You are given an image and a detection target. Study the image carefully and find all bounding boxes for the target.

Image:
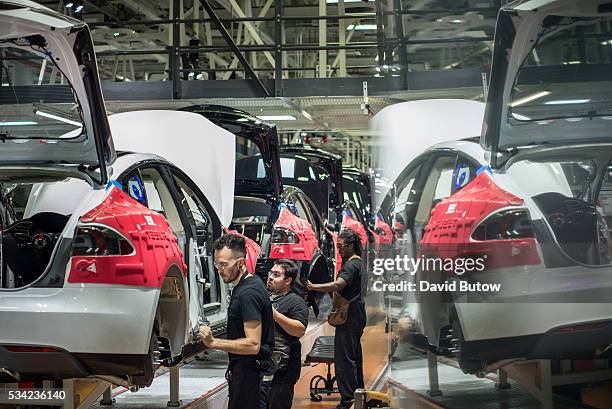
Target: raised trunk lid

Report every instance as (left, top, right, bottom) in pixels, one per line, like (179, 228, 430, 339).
(0, 1, 115, 183)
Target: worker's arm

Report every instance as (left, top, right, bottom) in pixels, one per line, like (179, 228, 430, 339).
(273, 308, 306, 338)
(306, 277, 347, 293)
(199, 320, 261, 355)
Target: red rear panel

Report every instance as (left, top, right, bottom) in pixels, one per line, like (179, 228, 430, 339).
(420, 172, 540, 270)
(269, 207, 319, 261)
(342, 213, 368, 248)
(69, 186, 187, 287)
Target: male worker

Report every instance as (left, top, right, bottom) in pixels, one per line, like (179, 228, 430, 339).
(199, 234, 274, 409)
(260, 259, 309, 409)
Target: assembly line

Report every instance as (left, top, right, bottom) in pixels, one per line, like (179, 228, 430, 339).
(1, 0, 612, 408)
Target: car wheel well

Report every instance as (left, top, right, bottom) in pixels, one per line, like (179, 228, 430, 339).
(157, 265, 188, 360)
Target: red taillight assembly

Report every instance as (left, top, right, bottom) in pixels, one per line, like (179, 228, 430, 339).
(5, 346, 62, 353)
(556, 322, 609, 333)
(72, 224, 134, 256)
(271, 227, 300, 244)
(472, 209, 535, 241)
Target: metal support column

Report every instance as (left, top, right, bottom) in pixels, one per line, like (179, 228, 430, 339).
(167, 366, 182, 407)
(338, 0, 347, 77)
(374, 0, 386, 70)
(426, 351, 442, 397)
(100, 385, 115, 405)
(171, 0, 181, 99)
(393, 0, 408, 90)
(538, 360, 553, 409)
(274, 0, 282, 96)
(496, 368, 511, 390)
(318, 0, 327, 78)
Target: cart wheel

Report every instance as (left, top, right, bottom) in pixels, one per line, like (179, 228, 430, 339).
(310, 393, 323, 402)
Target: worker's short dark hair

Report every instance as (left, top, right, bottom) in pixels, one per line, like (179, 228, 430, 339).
(213, 234, 246, 258)
(273, 259, 299, 284)
(339, 228, 362, 257)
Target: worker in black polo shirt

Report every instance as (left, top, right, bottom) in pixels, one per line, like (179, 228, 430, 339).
(306, 228, 366, 409)
(198, 234, 274, 409)
(259, 259, 309, 409)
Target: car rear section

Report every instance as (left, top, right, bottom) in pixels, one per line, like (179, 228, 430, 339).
(0, 2, 182, 385)
(0, 180, 187, 384)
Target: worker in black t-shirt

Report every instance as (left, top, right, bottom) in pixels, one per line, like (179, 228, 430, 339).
(198, 234, 274, 409)
(307, 229, 366, 409)
(259, 259, 309, 409)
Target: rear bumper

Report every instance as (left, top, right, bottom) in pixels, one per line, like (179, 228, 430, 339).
(0, 346, 150, 381)
(0, 286, 158, 355)
(462, 319, 612, 364)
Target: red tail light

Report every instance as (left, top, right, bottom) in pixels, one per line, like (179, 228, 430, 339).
(72, 224, 134, 256)
(556, 322, 609, 333)
(5, 346, 62, 353)
(472, 209, 535, 241)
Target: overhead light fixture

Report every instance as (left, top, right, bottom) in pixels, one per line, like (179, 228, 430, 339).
(257, 115, 296, 121)
(509, 90, 551, 107)
(545, 99, 590, 105)
(63, 0, 74, 8)
(450, 19, 465, 23)
(327, 0, 373, 3)
(346, 24, 377, 30)
(35, 110, 82, 126)
(196, 73, 203, 80)
(74, 0, 83, 13)
(113, 32, 121, 37)
(563, 60, 581, 65)
(0, 121, 37, 126)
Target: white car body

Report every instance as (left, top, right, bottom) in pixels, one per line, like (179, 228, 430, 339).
(386, 0, 612, 373)
(0, 1, 238, 387)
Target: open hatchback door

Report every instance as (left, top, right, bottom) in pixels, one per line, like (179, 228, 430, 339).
(0, 0, 115, 183)
(482, 0, 612, 168)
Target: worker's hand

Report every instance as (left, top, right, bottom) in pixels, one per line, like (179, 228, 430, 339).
(198, 325, 215, 348)
(306, 280, 316, 291)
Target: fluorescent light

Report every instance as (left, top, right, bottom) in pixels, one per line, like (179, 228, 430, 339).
(196, 73, 203, 80)
(563, 60, 581, 65)
(257, 115, 296, 121)
(74, 4, 83, 12)
(346, 24, 377, 30)
(450, 19, 465, 23)
(35, 110, 82, 126)
(509, 90, 550, 107)
(545, 99, 590, 105)
(0, 121, 37, 126)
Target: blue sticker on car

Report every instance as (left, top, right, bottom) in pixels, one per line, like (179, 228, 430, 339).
(127, 175, 146, 204)
(454, 164, 470, 190)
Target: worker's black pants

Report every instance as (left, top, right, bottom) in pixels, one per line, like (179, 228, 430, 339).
(334, 302, 366, 406)
(227, 359, 263, 409)
(260, 379, 295, 409)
